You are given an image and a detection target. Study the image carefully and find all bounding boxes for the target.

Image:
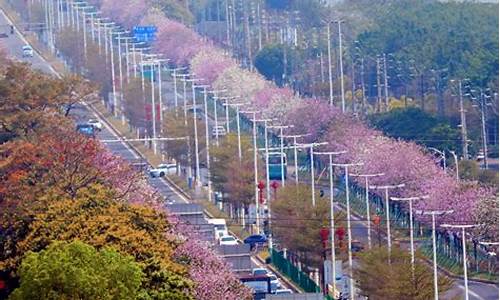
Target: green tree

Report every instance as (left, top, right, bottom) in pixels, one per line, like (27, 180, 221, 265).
(355, 247, 453, 300)
(369, 108, 462, 155)
(211, 133, 254, 220)
(163, 108, 206, 169)
(10, 241, 145, 300)
(254, 44, 297, 86)
(272, 184, 344, 267)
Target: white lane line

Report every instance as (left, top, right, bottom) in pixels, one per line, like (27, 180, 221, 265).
(456, 285, 486, 300)
(0, 7, 59, 78)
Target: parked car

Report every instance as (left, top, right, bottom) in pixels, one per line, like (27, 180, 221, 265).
(22, 45, 33, 57)
(149, 163, 177, 178)
(219, 235, 238, 246)
(87, 119, 103, 131)
(244, 234, 267, 248)
(211, 125, 226, 137)
(251, 268, 268, 277)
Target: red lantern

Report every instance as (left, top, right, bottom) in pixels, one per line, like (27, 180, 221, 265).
(257, 181, 266, 204)
(270, 181, 279, 201)
(335, 227, 345, 241)
(372, 215, 381, 226)
(320, 227, 330, 248)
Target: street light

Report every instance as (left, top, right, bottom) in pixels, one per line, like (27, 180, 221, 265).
(207, 89, 227, 146)
(350, 172, 385, 249)
(296, 142, 328, 206)
(240, 110, 262, 234)
(369, 183, 405, 256)
(390, 195, 430, 271)
(441, 224, 480, 300)
(416, 209, 453, 300)
(268, 124, 294, 185)
(314, 150, 348, 295)
(331, 161, 364, 300)
(281, 134, 310, 184)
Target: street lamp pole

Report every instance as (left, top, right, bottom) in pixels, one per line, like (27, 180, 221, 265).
(281, 134, 310, 185)
(331, 161, 363, 300)
(336, 20, 345, 113)
(441, 224, 479, 300)
(390, 195, 430, 271)
(208, 89, 227, 146)
(241, 110, 261, 234)
(369, 183, 405, 256)
(199, 86, 213, 202)
(224, 102, 247, 160)
(327, 21, 333, 106)
(268, 125, 294, 186)
(296, 142, 328, 206)
(416, 209, 454, 300)
(314, 151, 348, 295)
(350, 172, 385, 249)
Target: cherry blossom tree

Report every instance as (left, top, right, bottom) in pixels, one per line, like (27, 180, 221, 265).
(190, 47, 236, 85)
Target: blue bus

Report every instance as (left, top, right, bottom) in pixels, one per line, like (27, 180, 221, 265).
(267, 152, 287, 181)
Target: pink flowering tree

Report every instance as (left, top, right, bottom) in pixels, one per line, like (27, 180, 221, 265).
(175, 237, 252, 300)
(213, 66, 268, 100)
(100, 0, 148, 28)
(152, 16, 206, 66)
(190, 47, 236, 86)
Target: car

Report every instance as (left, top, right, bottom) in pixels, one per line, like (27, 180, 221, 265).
(269, 274, 281, 293)
(149, 163, 177, 178)
(22, 45, 33, 57)
(87, 119, 103, 131)
(244, 234, 267, 248)
(476, 151, 485, 161)
(76, 123, 96, 138)
(251, 268, 268, 277)
(352, 240, 364, 253)
(274, 289, 293, 295)
(219, 235, 238, 246)
(0, 32, 8, 38)
(211, 125, 226, 137)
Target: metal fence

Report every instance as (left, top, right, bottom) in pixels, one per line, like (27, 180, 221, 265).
(270, 248, 321, 294)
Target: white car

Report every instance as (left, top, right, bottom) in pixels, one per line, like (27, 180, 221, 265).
(149, 163, 177, 178)
(22, 45, 33, 57)
(211, 125, 226, 137)
(219, 235, 238, 246)
(87, 119, 103, 131)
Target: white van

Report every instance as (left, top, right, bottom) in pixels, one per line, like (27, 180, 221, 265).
(208, 218, 228, 240)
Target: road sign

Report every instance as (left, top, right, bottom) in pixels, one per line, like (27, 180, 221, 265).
(133, 26, 157, 42)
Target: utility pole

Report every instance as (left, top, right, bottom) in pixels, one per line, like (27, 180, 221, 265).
(351, 59, 356, 113)
(383, 53, 389, 111)
(336, 20, 345, 113)
(376, 57, 382, 112)
(327, 21, 334, 106)
(331, 162, 364, 300)
(457, 80, 469, 159)
(360, 58, 367, 115)
(479, 89, 489, 169)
